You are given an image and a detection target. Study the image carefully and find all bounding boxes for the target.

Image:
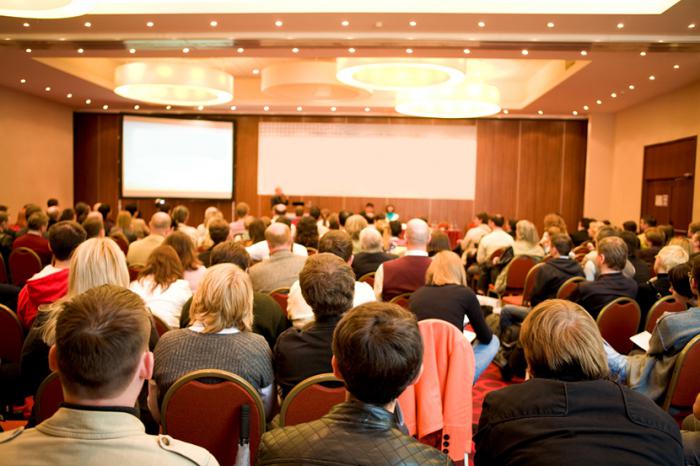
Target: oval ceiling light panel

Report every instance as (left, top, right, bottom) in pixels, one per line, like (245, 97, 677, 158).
(261, 61, 370, 101)
(336, 58, 465, 92)
(114, 62, 233, 106)
(395, 82, 501, 119)
(0, 0, 94, 18)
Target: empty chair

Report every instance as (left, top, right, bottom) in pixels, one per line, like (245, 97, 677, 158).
(9, 247, 42, 287)
(556, 276, 585, 300)
(279, 373, 346, 427)
(597, 297, 641, 354)
(645, 296, 687, 333)
(661, 334, 700, 418)
(34, 372, 63, 424)
(161, 369, 266, 466)
(502, 262, 546, 307)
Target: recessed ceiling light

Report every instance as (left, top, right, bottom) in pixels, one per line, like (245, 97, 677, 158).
(84, 21, 91, 28)
(409, 20, 417, 27)
(182, 47, 190, 54)
(230, 105, 237, 110)
(66, 93, 72, 98)
(263, 105, 270, 111)
(521, 49, 529, 55)
(348, 47, 356, 53)
(503, 109, 509, 114)
(405, 48, 413, 54)
(134, 104, 140, 109)
(252, 68, 260, 75)
(673, 64, 680, 69)
(537, 110, 543, 115)
(580, 50, 588, 56)
(129, 48, 136, 54)
(330, 106, 337, 112)
(572, 110, 578, 115)
(146, 21, 154, 27)
(85, 99, 91, 104)
(25, 48, 31, 53)
(364, 107, 371, 112)
(296, 106, 303, 111)
(596, 99, 602, 104)
(689, 23, 696, 29)
(166, 105, 172, 110)
(640, 51, 647, 56)
(628, 84, 635, 90)
(22, 22, 29, 28)
(616, 22, 624, 29)
(583, 105, 589, 111)
(77, 48, 84, 54)
(291, 47, 300, 53)
(341, 20, 350, 27)
(463, 48, 471, 54)
(546, 22, 555, 28)
(237, 47, 244, 53)
(197, 105, 204, 111)
(477, 21, 486, 28)
(274, 20, 283, 27)
(649, 75, 656, 80)
(20, 78, 26, 84)
(657, 39, 664, 43)
(102, 104, 109, 110)
(44, 86, 51, 91)
(611, 92, 617, 98)
(210, 20, 218, 27)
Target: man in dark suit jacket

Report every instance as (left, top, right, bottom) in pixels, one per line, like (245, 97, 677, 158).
(530, 234, 585, 307)
(570, 236, 638, 320)
(352, 227, 397, 278)
(12, 211, 52, 266)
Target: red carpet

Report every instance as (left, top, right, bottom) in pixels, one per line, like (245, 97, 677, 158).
(472, 363, 523, 427)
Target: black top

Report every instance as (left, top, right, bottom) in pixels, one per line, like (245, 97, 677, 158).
(570, 230, 591, 247)
(274, 315, 340, 398)
(409, 284, 492, 343)
(352, 251, 398, 279)
(529, 257, 584, 307)
(569, 272, 638, 320)
(636, 274, 671, 331)
(630, 255, 652, 285)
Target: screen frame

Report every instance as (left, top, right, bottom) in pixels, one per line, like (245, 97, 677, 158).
(119, 113, 236, 201)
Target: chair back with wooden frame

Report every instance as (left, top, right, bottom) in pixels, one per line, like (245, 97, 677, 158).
(0, 303, 23, 365)
(128, 266, 143, 282)
(556, 276, 585, 300)
(35, 371, 64, 423)
(9, 247, 42, 287)
(279, 373, 346, 427)
(161, 369, 266, 466)
(596, 297, 641, 354)
(151, 313, 171, 337)
(358, 272, 375, 288)
(645, 296, 686, 333)
(389, 292, 412, 309)
(661, 334, 700, 415)
(502, 262, 546, 307)
(269, 287, 291, 317)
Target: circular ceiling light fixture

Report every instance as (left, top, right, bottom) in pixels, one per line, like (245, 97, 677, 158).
(262, 61, 370, 101)
(0, 0, 94, 18)
(114, 62, 233, 106)
(395, 81, 501, 119)
(336, 58, 465, 92)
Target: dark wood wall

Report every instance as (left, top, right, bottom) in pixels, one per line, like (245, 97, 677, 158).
(73, 113, 587, 232)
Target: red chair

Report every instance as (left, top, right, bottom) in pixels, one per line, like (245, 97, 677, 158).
(269, 287, 290, 317)
(661, 334, 700, 418)
(645, 296, 686, 332)
(0, 304, 23, 367)
(128, 266, 143, 282)
(597, 297, 641, 354)
(358, 272, 375, 288)
(502, 262, 546, 307)
(490, 256, 538, 298)
(110, 235, 129, 256)
(306, 247, 318, 256)
(389, 292, 412, 309)
(0, 254, 7, 284)
(161, 369, 266, 466)
(151, 313, 171, 337)
(556, 276, 585, 300)
(8, 247, 42, 287)
(35, 372, 64, 423)
(279, 373, 346, 427)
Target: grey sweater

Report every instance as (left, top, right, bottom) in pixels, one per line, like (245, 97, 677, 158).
(154, 329, 274, 404)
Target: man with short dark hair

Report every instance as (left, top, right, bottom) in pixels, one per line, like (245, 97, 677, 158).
(570, 236, 638, 319)
(274, 253, 356, 398)
(197, 217, 230, 266)
(0, 285, 218, 465)
(638, 215, 658, 249)
(249, 223, 307, 293)
(82, 214, 105, 239)
(620, 230, 651, 285)
(360, 202, 375, 224)
(571, 217, 593, 246)
(13, 211, 52, 266)
(476, 214, 514, 265)
(259, 302, 451, 465)
(16, 221, 86, 329)
(459, 211, 491, 254)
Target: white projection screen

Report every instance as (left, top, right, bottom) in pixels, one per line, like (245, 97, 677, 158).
(258, 122, 476, 200)
(122, 115, 234, 199)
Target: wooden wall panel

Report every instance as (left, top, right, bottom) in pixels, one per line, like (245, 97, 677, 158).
(560, 121, 588, 231)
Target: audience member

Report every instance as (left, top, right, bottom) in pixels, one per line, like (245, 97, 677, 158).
(639, 227, 665, 265)
(125, 203, 149, 239)
(274, 253, 355, 398)
(246, 220, 308, 262)
(74, 202, 90, 224)
(636, 245, 689, 328)
(352, 227, 397, 278)
(295, 216, 320, 250)
(171, 205, 198, 244)
(287, 230, 375, 328)
(658, 224, 675, 245)
(248, 223, 307, 293)
(374, 218, 432, 301)
(475, 299, 683, 466)
(129, 245, 192, 328)
(258, 302, 451, 466)
(46, 206, 60, 228)
(638, 215, 658, 249)
(126, 212, 171, 267)
(164, 231, 206, 292)
(620, 230, 651, 285)
(476, 214, 514, 265)
(668, 262, 696, 308)
(623, 220, 638, 233)
(0, 211, 15, 265)
(427, 230, 451, 257)
(344, 214, 369, 254)
(96, 203, 113, 232)
(669, 235, 693, 258)
(198, 217, 231, 265)
(82, 214, 105, 239)
(582, 226, 635, 281)
(13, 211, 52, 266)
(229, 201, 251, 237)
(309, 206, 329, 237)
(110, 210, 136, 243)
(570, 217, 593, 246)
(410, 251, 498, 382)
(570, 236, 638, 319)
(459, 212, 491, 255)
(195, 206, 222, 248)
(247, 218, 266, 245)
(16, 221, 86, 329)
(492, 220, 545, 294)
(682, 393, 700, 465)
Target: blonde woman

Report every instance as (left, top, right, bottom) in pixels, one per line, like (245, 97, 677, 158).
(109, 210, 136, 243)
(149, 263, 274, 421)
(409, 250, 498, 382)
(344, 214, 369, 254)
(493, 220, 544, 294)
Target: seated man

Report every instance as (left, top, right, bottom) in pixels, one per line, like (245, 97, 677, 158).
(249, 223, 308, 293)
(127, 211, 171, 267)
(475, 299, 683, 466)
(0, 285, 217, 465)
(636, 244, 689, 329)
(13, 211, 52, 266)
(245, 219, 308, 262)
(274, 253, 355, 397)
(81, 213, 105, 239)
(287, 230, 375, 328)
(351, 227, 397, 279)
(16, 221, 86, 329)
(569, 236, 638, 320)
(258, 302, 451, 466)
(197, 217, 231, 266)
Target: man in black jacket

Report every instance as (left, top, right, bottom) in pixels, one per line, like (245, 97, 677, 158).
(257, 303, 451, 466)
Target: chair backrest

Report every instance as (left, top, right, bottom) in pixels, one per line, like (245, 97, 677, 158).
(128, 266, 143, 282)
(0, 253, 7, 284)
(9, 247, 42, 287)
(596, 297, 641, 354)
(269, 287, 290, 317)
(662, 334, 700, 412)
(358, 272, 375, 287)
(161, 369, 266, 466)
(520, 262, 546, 306)
(0, 303, 24, 364)
(279, 373, 346, 427)
(389, 292, 412, 309)
(110, 235, 129, 255)
(306, 247, 318, 256)
(645, 296, 686, 333)
(556, 276, 585, 300)
(503, 256, 538, 295)
(35, 371, 64, 423)
(152, 313, 171, 336)
(489, 247, 508, 262)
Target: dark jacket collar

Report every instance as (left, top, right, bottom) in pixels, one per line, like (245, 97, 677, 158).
(325, 400, 397, 431)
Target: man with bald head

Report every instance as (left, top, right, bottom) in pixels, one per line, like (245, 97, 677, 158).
(249, 223, 308, 293)
(126, 211, 172, 267)
(374, 218, 432, 301)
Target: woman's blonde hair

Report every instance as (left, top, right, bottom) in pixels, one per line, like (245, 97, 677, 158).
(516, 220, 539, 246)
(543, 213, 568, 235)
(344, 214, 369, 241)
(520, 299, 609, 380)
(189, 263, 253, 333)
(425, 251, 467, 287)
(115, 210, 132, 231)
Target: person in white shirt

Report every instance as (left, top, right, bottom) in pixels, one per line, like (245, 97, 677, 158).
(287, 230, 374, 328)
(476, 214, 515, 265)
(247, 218, 309, 262)
(460, 212, 491, 256)
(171, 205, 198, 245)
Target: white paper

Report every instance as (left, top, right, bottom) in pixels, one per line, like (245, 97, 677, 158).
(464, 330, 477, 343)
(630, 331, 652, 352)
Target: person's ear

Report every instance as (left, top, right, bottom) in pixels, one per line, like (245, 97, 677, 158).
(48, 345, 59, 372)
(140, 351, 154, 380)
(348, 255, 354, 266)
(331, 356, 344, 382)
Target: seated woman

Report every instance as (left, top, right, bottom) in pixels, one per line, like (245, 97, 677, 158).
(163, 231, 206, 292)
(149, 264, 274, 421)
(492, 220, 544, 294)
(129, 245, 192, 328)
(295, 216, 320, 250)
(475, 299, 683, 466)
(668, 262, 696, 308)
(409, 250, 498, 383)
